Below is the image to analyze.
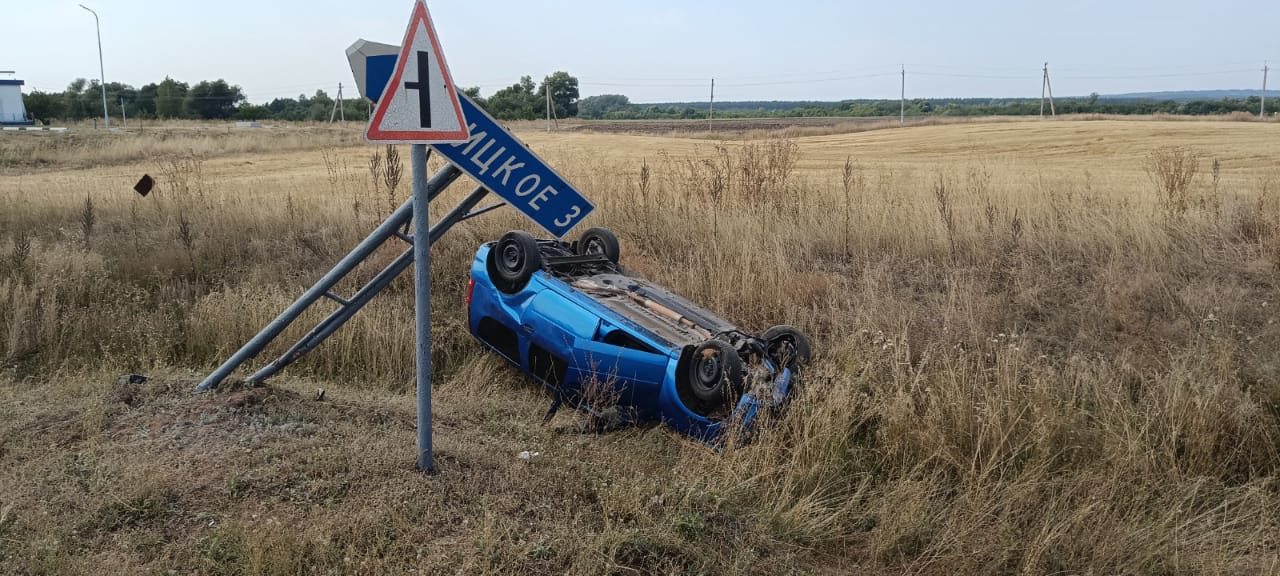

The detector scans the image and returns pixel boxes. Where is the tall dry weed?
[1146,146,1201,217]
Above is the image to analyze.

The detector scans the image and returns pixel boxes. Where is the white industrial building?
[0,71,33,126]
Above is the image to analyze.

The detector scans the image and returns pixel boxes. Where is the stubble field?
[2,118,1280,575]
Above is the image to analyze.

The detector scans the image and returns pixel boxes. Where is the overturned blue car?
[466,227,810,442]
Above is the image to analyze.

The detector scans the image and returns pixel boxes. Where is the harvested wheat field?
[2,119,1280,574]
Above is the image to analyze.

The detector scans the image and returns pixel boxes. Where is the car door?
[567,322,669,416]
[522,289,599,361]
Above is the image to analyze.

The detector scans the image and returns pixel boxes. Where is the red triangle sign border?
[366,0,470,143]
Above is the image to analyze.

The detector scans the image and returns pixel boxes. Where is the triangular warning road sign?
[366,0,469,143]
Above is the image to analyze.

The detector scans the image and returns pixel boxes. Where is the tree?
[486,76,540,120]
[233,104,271,120]
[306,89,334,121]
[267,96,304,120]
[578,94,630,119]
[23,91,65,124]
[156,77,189,118]
[78,80,111,121]
[136,82,159,117]
[184,79,244,120]
[538,71,579,118]
[461,86,486,108]
[103,82,138,119]
[64,78,88,120]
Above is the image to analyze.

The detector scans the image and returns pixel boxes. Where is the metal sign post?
[363,0,471,473]
[411,144,434,471]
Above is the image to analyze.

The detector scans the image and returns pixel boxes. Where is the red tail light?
[466,276,475,305]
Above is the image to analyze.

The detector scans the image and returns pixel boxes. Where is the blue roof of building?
[0,79,25,86]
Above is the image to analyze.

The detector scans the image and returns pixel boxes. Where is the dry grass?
[3,119,1280,574]
[573,113,1279,141]
[0,124,364,171]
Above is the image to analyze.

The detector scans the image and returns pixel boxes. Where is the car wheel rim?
[695,354,721,392]
[585,238,604,255]
[501,243,523,272]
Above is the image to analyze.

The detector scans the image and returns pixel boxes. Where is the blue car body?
[467,241,793,442]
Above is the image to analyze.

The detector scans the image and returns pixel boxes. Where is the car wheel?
[761,325,812,369]
[576,227,620,263]
[686,339,746,408]
[486,231,542,294]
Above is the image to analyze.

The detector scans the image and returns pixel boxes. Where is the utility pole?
[329,83,345,123]
[120,95,126,127]
[900,66,905,125]
[708,78,715,130]
[1041,62,1056,118]
[1263,61,1270,118]
[545,82,552,132]
[338,83,345,122]
[79,4,109,129]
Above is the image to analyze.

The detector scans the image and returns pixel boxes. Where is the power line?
[722,73,896,87]
[913,71,1032,80]
[1058,69,1256,80]
[1050,61,1263,72]
[579,80,707,88]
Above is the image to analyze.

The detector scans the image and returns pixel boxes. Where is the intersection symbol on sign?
[365,0,469,143]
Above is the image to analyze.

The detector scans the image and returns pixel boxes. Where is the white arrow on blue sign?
[349,40,594,238]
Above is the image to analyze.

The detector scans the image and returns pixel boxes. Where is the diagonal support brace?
[244,185,492,384]
[194,164,462,392]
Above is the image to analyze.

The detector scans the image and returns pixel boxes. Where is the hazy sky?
[4,0,1276,103]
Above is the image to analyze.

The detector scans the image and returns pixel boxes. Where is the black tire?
[576,227,620,264]
[685,339,746,408]
[761,325,812,369]
[486,231,542,294]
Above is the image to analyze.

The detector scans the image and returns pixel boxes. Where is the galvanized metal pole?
[411,143,434,473]
[193,165,461,393]
[79,4,109,129]
[244,186,491,385]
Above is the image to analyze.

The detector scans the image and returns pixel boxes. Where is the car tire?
[486,230,542,294]
[686,339,746,408]
[761,325,812,369]
[576,227,621,263]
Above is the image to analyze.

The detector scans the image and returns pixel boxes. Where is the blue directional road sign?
[345,40,398,101]
[352,44,594,237]
[434,96,593,237]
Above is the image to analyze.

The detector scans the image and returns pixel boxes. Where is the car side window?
[599,327,658,355]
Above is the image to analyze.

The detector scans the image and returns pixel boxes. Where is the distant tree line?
[24,77,250,123]
[21,76,373,124]
[571,92,1277,120]
[461,71,579,120]
[22,71,1275,124]
[20,71,583,124]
